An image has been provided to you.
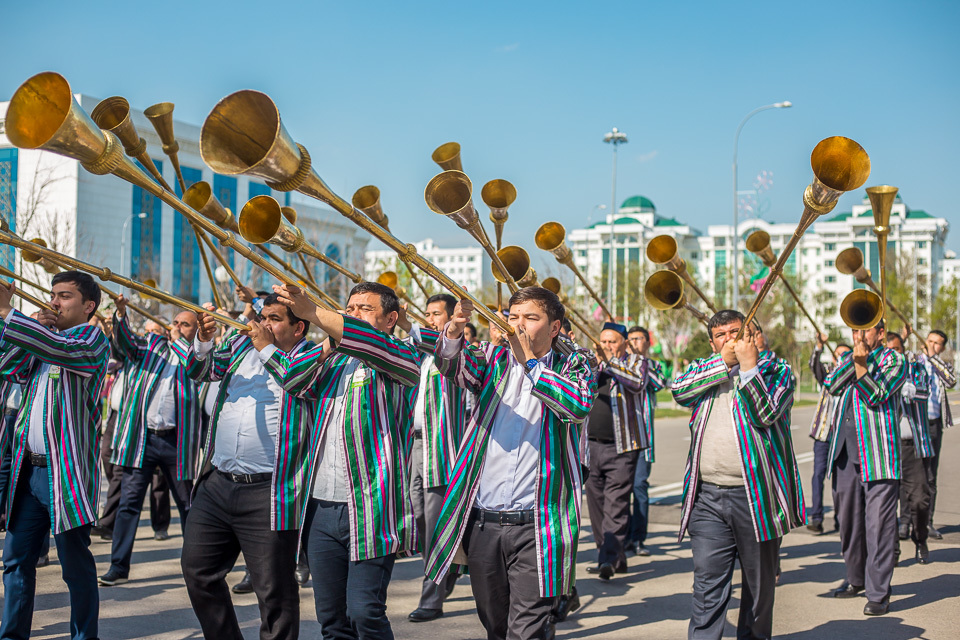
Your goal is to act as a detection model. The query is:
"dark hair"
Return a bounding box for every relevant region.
[426,293,457,317]
[707,309,745,338]
[561,318,572,333]
[349,282,400,316]
[256,290,270,297]
[885,332,904,349]
[929,329,948,342]
[836,343,852,351]
[262,293,310,334]
[464,322,477,337]
[507,287,565,324]
[627,326,649,341]
[51,271,101,320]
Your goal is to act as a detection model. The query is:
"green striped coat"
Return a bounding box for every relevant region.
[0,311,109,533]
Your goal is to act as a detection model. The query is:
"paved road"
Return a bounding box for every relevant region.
[9,395,960,639]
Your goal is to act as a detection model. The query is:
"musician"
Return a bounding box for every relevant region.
[914,329,956,540]
[464,322,480,347]
[174,291,313,640]
[272,281,421,639]
[98,299,201,586]
[391,293,467,622]
[672,309,803,640]
[886,332,934,564]
[807,334,851,534]
[584,322,656,581]
[425,287,597,640]
[0,272,109,640]
[625,325,665,558]
[824,318,905,616]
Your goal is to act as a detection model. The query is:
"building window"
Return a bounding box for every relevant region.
[248,181,271,199]
[918,258,927,266]
[690,252,699,260]
[825,243,836,251]
[825,275,836,283]
[715,237,726,247]
[825,259,835,268]
[132,159,163,282]
[917,241,926,249]
[0,149,18,271]
[174,166,203,302]
[214,174,238,267]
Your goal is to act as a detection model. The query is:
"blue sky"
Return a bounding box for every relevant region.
[4,0,959,270]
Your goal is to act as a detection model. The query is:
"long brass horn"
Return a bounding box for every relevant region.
[491,246,538,288]
[20,238,60,274]
[182,182,240,233]
[840,289,883,330]
[737,136,871,339]
[142,102,186,192]
[239,195,364,285]
[352,185,430,299]
[90,97,172,192]
[646,234,717,313]
[533,276,607,360]
[644,270,709,326]
[198,89,511,334]
[432,142,462,172]
[835,247,913,334]
[481,179,516,249]
[424,171,517,292]
[745,230,835,356]
[5,72,332,312]
[376,271,428,324]
[0,264,56,312]
[867,185,898,326]
[0,220,245,330]
[535,221,613,320]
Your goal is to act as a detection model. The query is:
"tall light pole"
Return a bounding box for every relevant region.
[732,101,791,309]
[119,212,147,295]
[604,127,627,319]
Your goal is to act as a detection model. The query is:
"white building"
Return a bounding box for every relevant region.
[941,250,960,286]
[569,193,951,340]
[0,92,368,309]
[364,238,487,302]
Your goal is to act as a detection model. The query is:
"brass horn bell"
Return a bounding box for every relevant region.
[431,142,462,172]
[744,230,777,268]
[535,221,613,320]
[491,246,537,288]
[142,102,187,190]
[352,186,389,230]
[21,238,60,274]
[91,96,172,192]
[182,181,239,233]
[840,289,883,330]
[644,270,708,325]
[481,179,516,248]
[646,234,717,313]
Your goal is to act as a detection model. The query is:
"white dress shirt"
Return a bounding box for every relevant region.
[195,338,282,474]
[311,356,359,503]
[145,355,178,431]
[440,334,552,511]
[27,363,52,454]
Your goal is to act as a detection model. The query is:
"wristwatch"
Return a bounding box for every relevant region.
[525,358,539,371]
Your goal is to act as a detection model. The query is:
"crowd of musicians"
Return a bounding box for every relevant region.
[0,270,954,640]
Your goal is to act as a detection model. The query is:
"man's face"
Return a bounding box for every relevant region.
[628,331,649,355]
[886,337,904,354]
[600,329,627,360]
[926,332,946,356]
[508,300,561,356]
[172,311,199,343]
[261,303,304,352]
[50,282,96,330]
[345,292,396,334]
[424,301,452,332]
[852,325,884,350]
[709,320,742,354]
[463,325,477,344]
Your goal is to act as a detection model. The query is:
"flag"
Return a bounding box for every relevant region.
[750,266,770,292]
[592,303,605,321]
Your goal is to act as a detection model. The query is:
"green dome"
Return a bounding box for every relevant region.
[620,195,656,212]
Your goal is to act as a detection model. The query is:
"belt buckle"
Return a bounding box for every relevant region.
[499,511,506,525]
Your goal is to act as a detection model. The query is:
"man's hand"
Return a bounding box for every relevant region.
[817,332,828,348]
[0,281,15,319]
[396,304,412,334]
[36,308,58,328]
[901,324,912,341]
[446,298,473,340]
[196,312,218,343]
[236,285,256,304]
[169,323,181,342]
[720,339,738,368]
[245,319,276,352]
[273,284,319,324]
[733,337,758,371]
[115,294,128,319]
[507,324,536,364]
[852,336,869,378]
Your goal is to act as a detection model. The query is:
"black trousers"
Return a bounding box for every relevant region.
[898,440,930,544]
[409,441,456,610]
[181,470,300,640]
[585,440,638,570]
[688,483,780,640]
[109,430,192,576]
[462,512,555,640]
[926,417,943,521]
[833,447,899,603]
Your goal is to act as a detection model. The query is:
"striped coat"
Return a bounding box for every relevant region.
[282,316,421,560]
[110,313,201,480]
[170,335,314,530]
[0,311,109,533]
[808,348,837,442]
[673,352,804,543]
[409,326,468,488]
[915,352,956,428]
[825,347,907,482]
[425,338,597,598]
[901,358,935,458]
[606,354,666,459]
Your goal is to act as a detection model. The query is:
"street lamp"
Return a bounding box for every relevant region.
[732,101,791,310]
[604,127,628,319]
[119,212,147,295]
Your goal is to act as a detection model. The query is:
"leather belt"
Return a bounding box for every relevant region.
[413,431,423,439]
[471,508,535,525]
[588,437,616,444]
[148,428,177,436]
[26,451,48,468]
[701,481,743,490]
[216,469,272,484]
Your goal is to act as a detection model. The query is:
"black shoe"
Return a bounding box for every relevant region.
[35,554,49,568]
[832,582,864,598]
[295,565,310,586]
[98,568,128,586]
[154,529,169,541]
[807,521,824,534]
[598,562,614,581]
[863,600,889,616]
[554,588,580,622]
[232,572,254,594]
[916,541,930,564]
[636,545,651,557]
[898,522,910,540]
[408,608,443,622]
[928,525,943,540]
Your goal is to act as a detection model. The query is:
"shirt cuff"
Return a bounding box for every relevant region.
[408,324,423,345]
[194,338,214,359]
[739,366,759,385]
[252,298,264,314]
[438,331,463,359]
[526,361,545,384]
[257,343,278,362]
